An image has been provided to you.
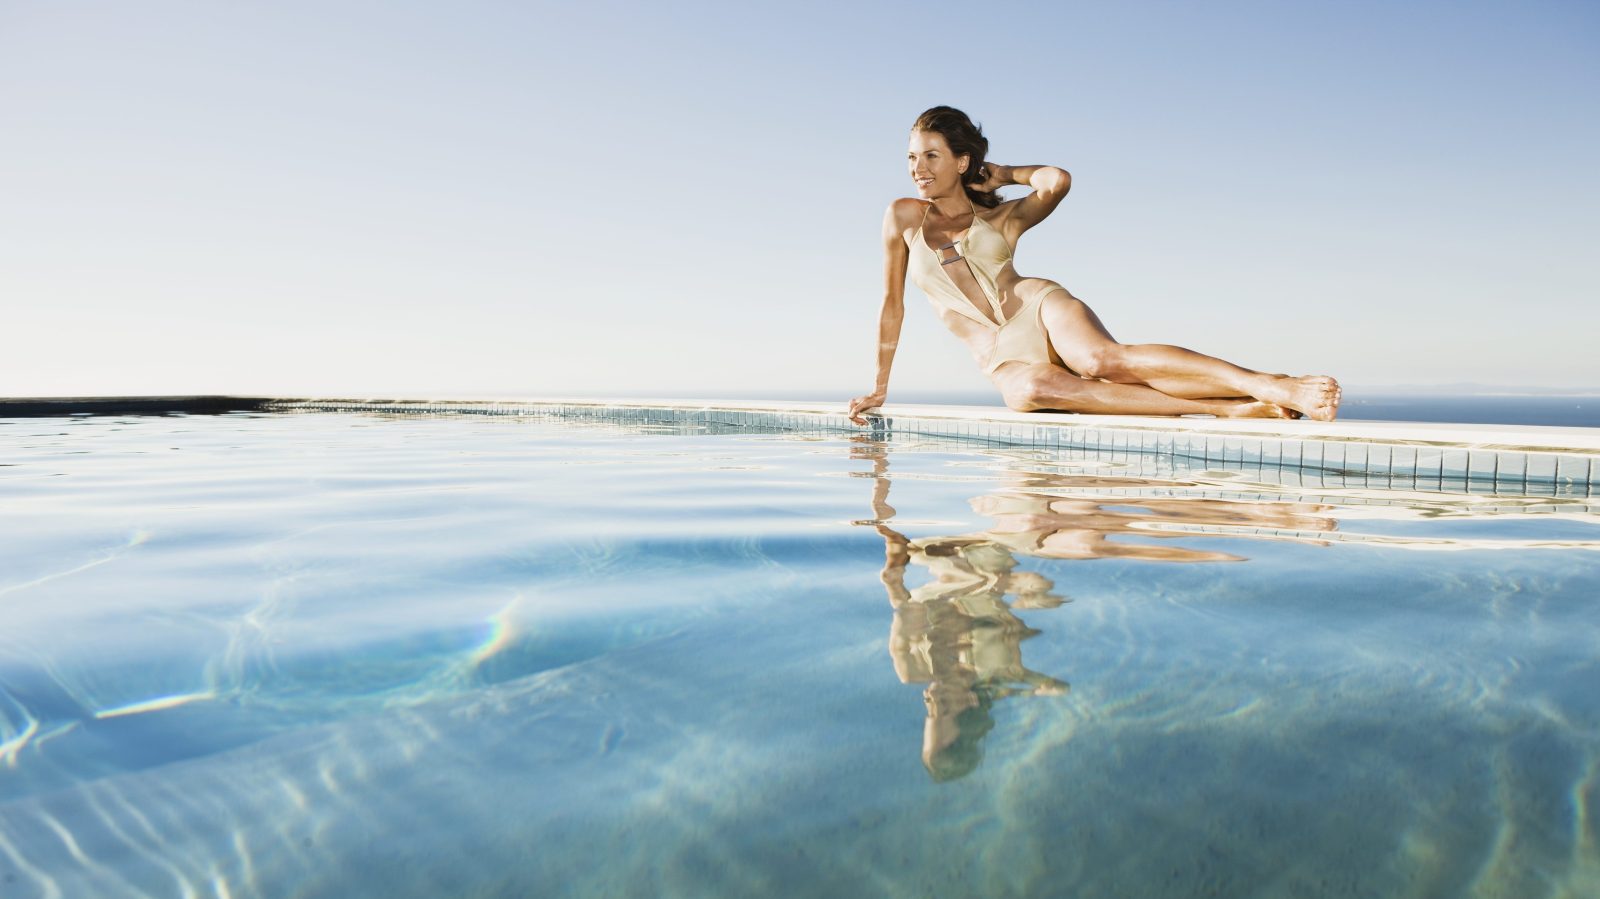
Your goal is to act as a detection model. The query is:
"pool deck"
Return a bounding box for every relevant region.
[3,395,1596,493]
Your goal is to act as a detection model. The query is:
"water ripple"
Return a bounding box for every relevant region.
[0,412,1595,896]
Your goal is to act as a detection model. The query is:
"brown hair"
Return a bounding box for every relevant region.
[924,692,996,782]
[911,106,1000,209]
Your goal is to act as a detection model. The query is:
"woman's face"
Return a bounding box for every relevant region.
[908,129,967,198]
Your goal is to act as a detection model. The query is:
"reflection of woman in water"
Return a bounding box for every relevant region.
[854,437,1337,781]
[862,441,1070,781]
[847,105,1341,425]
[880,530,1070,782]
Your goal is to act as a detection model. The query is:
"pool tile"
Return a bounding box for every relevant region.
[1317,441,1339,470]
[1390,445,1418,475]
[1495,451,1526,482]
[1557,455,1589,485]
[1526,454,1558,483]
[1415,447,1444,479]
[1344,443,1369,470]
[1284,440,1307,468]
[1467,451,1497,482]
[1365,443,1393,475]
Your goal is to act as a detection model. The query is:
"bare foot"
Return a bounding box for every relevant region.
[1219,401,1298,419]
[1263,376,1341,421]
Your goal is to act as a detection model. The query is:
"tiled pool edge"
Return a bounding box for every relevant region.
[3,395,1595,495]
[259,397,1598,497]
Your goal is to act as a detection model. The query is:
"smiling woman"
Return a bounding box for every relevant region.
[847,105,1343,425]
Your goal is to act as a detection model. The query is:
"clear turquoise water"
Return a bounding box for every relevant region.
[1,412,1597,898]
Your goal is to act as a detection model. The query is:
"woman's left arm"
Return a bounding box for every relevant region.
[975,164,1071,233]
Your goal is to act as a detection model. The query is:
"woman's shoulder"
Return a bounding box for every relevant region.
[885,195,1019,231]
[886,197,932,234]
[888,196,930,215]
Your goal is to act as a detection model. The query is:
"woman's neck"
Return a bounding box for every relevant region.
[930,190,971,219]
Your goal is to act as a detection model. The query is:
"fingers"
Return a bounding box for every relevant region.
[847,400,874,425]
[846,393,887,426]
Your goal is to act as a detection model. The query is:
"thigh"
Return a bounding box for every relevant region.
[1038,288,1119,367]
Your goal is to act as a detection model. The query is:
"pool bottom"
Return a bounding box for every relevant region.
[4,559,1594,899]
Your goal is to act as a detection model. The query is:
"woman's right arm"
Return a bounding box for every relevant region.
[848,200,911,426]
[868,454,913,605]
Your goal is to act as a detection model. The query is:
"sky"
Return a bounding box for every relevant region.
[1,0,1596,401]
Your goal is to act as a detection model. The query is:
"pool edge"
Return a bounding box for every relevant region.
[7,394,1595,494]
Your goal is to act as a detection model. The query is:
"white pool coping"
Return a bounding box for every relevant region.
[263,396,1600,454]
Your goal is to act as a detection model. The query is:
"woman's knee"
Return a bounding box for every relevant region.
[1000,375,1047,412]
[1003,390,1040,412]
[1002,367,1089,412]
[1000,378,1038,412]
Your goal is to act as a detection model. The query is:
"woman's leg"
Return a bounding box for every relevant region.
[1038,289,1341,420]
[994,362,1294,418]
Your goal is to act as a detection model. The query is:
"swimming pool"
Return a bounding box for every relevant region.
[2,409,1597,897]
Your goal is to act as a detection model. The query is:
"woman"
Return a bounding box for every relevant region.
[846,106,1341,425]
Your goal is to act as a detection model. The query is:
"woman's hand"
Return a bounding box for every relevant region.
[970,162,1011,194]
[847,391,886,425]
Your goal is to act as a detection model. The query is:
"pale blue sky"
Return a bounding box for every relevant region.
[2,0,1595,399]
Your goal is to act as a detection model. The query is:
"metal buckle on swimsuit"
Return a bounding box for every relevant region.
[938,241,963,265]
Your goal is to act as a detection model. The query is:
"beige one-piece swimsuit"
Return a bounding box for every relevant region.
[907,194,1058,375]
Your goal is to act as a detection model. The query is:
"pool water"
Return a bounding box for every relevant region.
[1,412,1597,897]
